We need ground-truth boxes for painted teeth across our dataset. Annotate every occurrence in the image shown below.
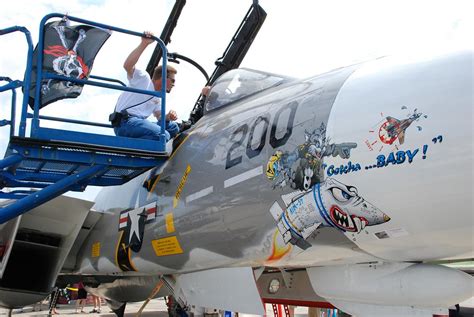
[354,217,362,232]
[335,210,349,227]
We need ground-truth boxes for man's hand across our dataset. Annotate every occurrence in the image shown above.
[153,110,177,121]
[141,31,155,46]
[201,86,211,96]
[123,31,156,78]
[166,110,178,121]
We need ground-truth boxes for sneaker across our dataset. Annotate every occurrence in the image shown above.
[90,309,97,313]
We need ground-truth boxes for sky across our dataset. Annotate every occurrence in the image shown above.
[0,0,472,201]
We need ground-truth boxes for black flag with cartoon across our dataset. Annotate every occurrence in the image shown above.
[28,19,111,109]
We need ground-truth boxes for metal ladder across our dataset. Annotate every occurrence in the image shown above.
[0,14,170,223]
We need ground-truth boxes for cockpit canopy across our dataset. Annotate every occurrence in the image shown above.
[205,68,290,112]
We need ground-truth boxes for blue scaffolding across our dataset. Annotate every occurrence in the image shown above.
[0,14,170,223]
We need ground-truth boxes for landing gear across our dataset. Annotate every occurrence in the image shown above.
[166,295,188,317]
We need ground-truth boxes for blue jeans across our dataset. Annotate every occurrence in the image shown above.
[114,116,179,141]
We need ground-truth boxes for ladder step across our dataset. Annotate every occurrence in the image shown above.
[10,135,169,158]
[0,165,108,224]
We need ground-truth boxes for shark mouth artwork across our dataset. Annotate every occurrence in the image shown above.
[330,205,368,232]
[266,123,389,249]
[269,178,390,250]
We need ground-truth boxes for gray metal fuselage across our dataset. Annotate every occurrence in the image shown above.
[78,49,473,284]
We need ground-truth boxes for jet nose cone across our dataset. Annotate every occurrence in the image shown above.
[384,214,391,222]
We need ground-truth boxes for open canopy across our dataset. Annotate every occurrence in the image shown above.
[205,68,290,112]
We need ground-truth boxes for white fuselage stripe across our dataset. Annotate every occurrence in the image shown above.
[186,186,214,204]
[224,166,263,188]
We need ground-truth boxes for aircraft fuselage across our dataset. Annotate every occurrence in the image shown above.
[79,49,473,279]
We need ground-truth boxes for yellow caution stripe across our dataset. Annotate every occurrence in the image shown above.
[173,165,191,208]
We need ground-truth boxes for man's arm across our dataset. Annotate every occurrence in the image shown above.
[123,31,154,78]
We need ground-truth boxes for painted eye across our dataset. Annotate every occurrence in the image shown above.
[347,185,358,195]
[328,187,353,202]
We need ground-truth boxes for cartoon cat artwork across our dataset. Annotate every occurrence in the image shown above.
[266,123,357,191]
[266,123,389,249]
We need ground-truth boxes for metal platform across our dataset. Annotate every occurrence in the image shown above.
[0,14,171,223]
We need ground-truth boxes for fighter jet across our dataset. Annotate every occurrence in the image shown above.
[0,2,472,317]
[380,109,428,145]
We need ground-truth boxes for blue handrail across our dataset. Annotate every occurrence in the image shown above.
[89,75,126,87]
[0,15,171,223]
[0,77,17,137]
[32,13,169,149]
[0,26,33,137]
[24,75,125,129]
[42,73,164,98]
[26,113,113,128]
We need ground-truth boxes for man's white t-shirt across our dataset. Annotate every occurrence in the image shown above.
[115,69,161,119]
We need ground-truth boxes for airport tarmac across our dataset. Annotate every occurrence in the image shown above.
[0,298,168,317]
[1,297,473,317]
[0,299,312,317]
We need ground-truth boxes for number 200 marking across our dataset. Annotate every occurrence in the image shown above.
[225,102,298,169]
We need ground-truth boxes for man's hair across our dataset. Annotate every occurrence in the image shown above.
[152,65,177,81]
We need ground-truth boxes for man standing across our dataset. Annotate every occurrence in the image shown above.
[113,31,179,141]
